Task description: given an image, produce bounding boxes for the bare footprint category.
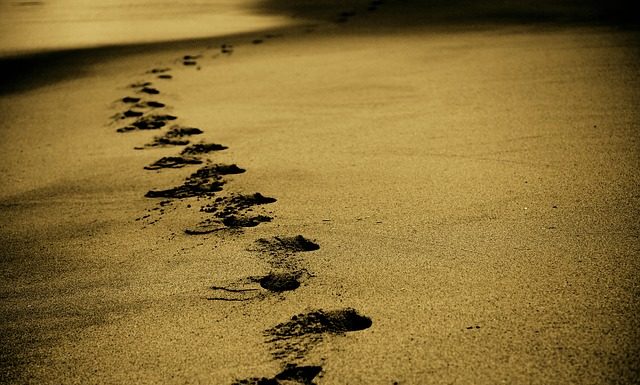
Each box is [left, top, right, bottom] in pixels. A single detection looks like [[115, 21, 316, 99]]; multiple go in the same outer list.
[[140, 101, 165, 108], [185, 214, 272, 234], [181, 142, 228, 155], [233, 364, 322, 385], [207, 270, 311, 301], [119, 98, 164, 108], [122, 109, 144, 118], [201, 193, 276, 216], [250, 235, 320, 271], [121, 96, 141, 103], [147, 68, 171, 74], [255, 235, 320, 254], [185, 192, 276, 234], [116, 114, 177, 132], [139, 86, 160, 95], [265, 308, 372, 361], [145, 164, 245, 199], [144, 156, 203, 170], [137, 126, 204, 148], [129, 81, 152, 88]]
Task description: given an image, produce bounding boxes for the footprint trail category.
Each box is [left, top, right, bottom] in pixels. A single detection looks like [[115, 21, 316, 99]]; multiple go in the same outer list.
[[106, 4, 388, 381]]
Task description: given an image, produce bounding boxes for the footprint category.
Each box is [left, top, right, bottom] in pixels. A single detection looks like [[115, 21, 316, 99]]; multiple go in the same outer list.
[[186, 214, 274, 234], [144, 143, 230, 170], [252, 39, 264, 45], [164, 126, 203, 136], [110, 109, 144, 121], [158, 74, 173, 79], [182, 54, 202, 66], [122, 109, 144, 118], [207, 234, 315, 299], [147, 68, 171, 74], [139, 126, 204, 147], [122, 96, 141, 103], [144, 156, 203, 170], [257, 271, 303, 292], [221, 44, 234, 55], [222, 215, 272, 228], [130, 81, 152, 88], [251, 235, 320, 271], [145, 164, 245, 199], [181, 142, 228, 155], [269, 308, 371, 336], [233, 364, 322, 385], [201, 193, 276, 216], [117, 114, 177, 132], [265, 308, 372, 361], [187, 193, 276, 234], [207, 270, 310, 301], [139, 86, 160, 95], [255, 236, 320, 254], [185, 215, 273, 235], [119, 98, 163, 108], [140, 101, 166, 108]]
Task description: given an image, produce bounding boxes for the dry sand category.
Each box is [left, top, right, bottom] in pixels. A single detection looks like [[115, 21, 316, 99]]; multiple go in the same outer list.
[[1, 1, 639, 384]]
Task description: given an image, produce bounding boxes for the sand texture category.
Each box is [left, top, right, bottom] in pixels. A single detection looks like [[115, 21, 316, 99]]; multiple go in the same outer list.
[[1, 1, 639, 384]]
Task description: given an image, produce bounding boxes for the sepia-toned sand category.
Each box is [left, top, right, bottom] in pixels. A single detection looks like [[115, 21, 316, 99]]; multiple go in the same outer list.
[[1, 1, 639, 384]]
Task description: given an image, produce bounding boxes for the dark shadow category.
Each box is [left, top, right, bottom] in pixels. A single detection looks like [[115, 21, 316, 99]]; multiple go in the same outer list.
[[0, 29, 279, 96], [1, 1, 637, 96], [0, 50, 90, 95], [253, 0, 639, 28]]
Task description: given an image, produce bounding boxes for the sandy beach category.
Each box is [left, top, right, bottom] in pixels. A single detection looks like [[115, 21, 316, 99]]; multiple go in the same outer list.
[[1, 1, 639, 384]]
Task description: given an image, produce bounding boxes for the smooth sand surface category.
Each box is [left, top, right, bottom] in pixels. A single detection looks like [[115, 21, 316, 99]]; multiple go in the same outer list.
[[1, 2, 639, 384]]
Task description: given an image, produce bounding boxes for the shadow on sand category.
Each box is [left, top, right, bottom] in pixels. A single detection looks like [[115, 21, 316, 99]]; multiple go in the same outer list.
[[1, 0, 637, 96], [253, 0, 638, 27]]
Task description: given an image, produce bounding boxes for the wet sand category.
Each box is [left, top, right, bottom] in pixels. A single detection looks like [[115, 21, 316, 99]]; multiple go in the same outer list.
[[1, 1, 639, 384]]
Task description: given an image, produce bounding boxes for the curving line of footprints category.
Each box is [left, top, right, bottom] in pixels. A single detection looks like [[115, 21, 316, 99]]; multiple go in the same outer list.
[[109, 2, 386, 383]]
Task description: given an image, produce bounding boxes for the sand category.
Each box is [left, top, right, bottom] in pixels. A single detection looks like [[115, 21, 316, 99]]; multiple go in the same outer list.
[[1, 1, 639, 384]]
